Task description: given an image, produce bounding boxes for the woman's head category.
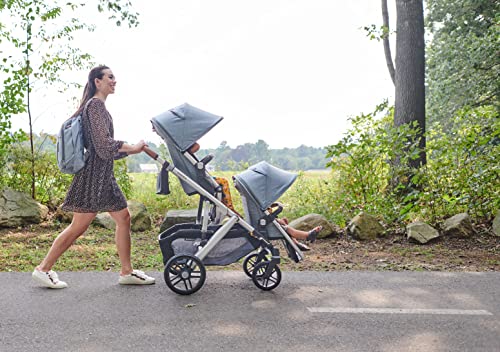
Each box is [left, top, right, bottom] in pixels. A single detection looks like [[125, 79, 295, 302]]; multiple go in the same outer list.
[[74, 65, 115, 116]]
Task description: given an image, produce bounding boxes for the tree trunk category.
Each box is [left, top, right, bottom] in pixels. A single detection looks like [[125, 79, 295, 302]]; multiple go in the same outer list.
[[395, 0, 426, 167], [382, 0, 395, 85]]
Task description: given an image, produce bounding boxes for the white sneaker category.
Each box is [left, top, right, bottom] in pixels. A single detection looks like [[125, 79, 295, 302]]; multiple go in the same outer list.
[[119, 270, 155, 285], [32, 269, 68, 289]]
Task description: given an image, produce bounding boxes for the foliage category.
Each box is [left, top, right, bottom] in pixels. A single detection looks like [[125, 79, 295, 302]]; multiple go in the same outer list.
[[2, 138, 72, 207], [1, 134, 133, 208], [425, 0, 499, 126], [322, 102, 499, 228], [421, 105, 500, 221], [0, 0, 139, 198]]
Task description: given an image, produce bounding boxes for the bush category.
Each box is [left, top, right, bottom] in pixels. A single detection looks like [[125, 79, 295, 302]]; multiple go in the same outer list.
[[322, 102, 499, 228], [2, 138, 133, 208]]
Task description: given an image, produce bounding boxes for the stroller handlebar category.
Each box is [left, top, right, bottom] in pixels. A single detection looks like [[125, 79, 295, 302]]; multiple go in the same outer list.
[[143, 146, 159, 160]]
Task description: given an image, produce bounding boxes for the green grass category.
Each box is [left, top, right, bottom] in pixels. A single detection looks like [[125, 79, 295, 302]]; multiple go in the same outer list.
[[0, 225, 163, 272]]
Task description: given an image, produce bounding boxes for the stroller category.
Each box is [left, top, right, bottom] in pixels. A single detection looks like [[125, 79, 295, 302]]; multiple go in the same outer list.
[[147, 103, 305, 295]]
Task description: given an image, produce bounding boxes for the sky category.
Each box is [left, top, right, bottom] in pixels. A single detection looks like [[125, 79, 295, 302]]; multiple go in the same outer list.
[[8, 0, 396, 149]]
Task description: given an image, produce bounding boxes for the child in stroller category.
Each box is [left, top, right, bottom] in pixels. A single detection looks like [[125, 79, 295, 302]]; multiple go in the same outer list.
[[189, 142, 323, 251], [146, 103, 316, 295]]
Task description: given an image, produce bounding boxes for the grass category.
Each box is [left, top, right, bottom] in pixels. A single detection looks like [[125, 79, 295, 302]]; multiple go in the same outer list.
[[0, 224, 163, 272]]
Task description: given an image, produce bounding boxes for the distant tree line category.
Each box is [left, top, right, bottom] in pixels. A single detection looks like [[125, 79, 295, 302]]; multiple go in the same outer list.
[[127, 139, 328, 172]]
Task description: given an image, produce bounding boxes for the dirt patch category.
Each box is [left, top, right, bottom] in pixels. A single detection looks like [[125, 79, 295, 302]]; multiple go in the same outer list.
[[271, 230, 500, 272]]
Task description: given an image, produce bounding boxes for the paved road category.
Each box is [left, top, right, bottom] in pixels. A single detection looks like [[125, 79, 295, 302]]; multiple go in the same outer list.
[[1, 271, 499, 352]]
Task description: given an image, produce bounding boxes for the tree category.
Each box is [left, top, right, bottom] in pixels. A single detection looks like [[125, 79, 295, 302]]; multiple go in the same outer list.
[[394, 0, 426, 167], [0, 0, 139, 198], [366, 1, 426, 167], [425, 0, 499, 126]]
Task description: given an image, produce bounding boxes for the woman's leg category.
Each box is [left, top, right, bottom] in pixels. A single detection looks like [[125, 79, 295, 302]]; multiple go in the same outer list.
[[37, 212, 97, 272], [109, 208, 133, 275]]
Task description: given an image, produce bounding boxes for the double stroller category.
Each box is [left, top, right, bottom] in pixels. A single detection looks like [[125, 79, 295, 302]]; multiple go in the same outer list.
[[148, 103, 305, 295]]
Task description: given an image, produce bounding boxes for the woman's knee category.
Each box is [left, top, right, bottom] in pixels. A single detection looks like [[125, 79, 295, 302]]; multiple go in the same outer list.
[[111, 208, 131, 226]]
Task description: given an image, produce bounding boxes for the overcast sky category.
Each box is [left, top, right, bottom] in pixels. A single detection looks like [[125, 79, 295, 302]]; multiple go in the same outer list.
[[9, 0, 396, 149]]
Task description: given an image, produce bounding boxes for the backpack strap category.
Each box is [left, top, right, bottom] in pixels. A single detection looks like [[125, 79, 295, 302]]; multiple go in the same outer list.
[[81, 97, 98, 148]]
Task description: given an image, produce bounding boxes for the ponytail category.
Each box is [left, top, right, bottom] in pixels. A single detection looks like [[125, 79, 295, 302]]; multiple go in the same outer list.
[[72, 65, 109, 117]]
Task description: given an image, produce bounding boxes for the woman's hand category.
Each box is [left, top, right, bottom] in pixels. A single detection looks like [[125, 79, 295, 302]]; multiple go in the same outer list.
[[119, 140, 148, 155], [132, 140, 147, 154]]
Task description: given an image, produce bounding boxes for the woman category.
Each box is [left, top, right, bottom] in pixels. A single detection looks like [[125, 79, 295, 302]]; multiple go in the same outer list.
[[32, 65, 155, 288]]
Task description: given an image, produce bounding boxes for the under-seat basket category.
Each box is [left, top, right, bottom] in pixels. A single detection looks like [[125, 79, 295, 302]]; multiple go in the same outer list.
[[158, 223, 260, 266]]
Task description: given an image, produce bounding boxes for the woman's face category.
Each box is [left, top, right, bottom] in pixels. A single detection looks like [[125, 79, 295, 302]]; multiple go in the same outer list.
[[95, 69, 116, 95]]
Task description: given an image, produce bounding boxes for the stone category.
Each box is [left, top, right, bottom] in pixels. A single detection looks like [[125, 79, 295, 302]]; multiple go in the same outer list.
[[492, 210, 500, 237], [160, 209, 198, 233], [288, 213, 338, 239], [92, 200, 152, 232], [406, 221, 440, 244], [54, 206, 73, 224], [128, 200, 152, 232], [347, 212, 385, 241], [443, 213, 474, 237], [0, 188, 49, 228]]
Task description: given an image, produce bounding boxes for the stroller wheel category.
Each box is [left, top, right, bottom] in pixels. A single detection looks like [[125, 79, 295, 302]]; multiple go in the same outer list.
[[243, 253, 259, 278], [164, 255, 206, 295], [251, 261, 282, 291]]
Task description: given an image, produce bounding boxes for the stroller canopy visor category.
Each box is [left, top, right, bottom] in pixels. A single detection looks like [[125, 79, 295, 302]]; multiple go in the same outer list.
[[151, 103, 223, 152], [234, 161, 297, 211]]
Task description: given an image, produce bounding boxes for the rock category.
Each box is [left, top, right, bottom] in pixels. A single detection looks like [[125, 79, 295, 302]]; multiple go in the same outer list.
[[443, 213, 474, 237], [347, 212, 385, 241], [128, 200, 152, 232], [407, 221, 440, 244], [93, 200, 152, 232], [288, 213, 338, 239], [54, 206, 73, 224], [160, 209, 198, 233], [492, 210, 500, 237], [0, 188, 49, 228]]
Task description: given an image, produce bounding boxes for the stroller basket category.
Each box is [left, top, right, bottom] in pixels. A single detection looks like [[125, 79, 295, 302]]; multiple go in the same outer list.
[[159, 223, 260, 266]]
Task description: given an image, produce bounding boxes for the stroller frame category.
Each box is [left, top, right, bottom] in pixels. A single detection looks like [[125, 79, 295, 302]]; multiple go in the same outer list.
[[145, 148, 303, 295]]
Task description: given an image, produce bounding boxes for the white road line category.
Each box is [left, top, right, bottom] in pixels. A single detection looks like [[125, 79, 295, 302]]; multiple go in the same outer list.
[[307, 307, 493, 315]]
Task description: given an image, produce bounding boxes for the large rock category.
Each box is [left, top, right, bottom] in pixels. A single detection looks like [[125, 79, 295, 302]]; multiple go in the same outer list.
[[407, 221, 440, 244], [288, 213, 338, 239], [93, 200, 152, 232], [0, 188, 49, 228], [492, 210, 500, 237], [347, 212, 385, 241], [443, 213, 474, 237], [160, 209, 198, 233]]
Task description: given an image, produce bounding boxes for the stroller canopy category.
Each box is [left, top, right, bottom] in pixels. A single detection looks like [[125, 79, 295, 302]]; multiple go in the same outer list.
[[234, 161, 297, 211], [151, 103, 223, 152]]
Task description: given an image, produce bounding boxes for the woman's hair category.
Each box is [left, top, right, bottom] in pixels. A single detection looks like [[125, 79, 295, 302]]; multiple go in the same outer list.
[[72, 65, 110, 117]]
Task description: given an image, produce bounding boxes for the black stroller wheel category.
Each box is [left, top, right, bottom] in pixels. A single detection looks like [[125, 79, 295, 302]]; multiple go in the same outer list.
[[251, 261, 282, 291], [164, 255, 206, 295], [243, 253, 259, 278]]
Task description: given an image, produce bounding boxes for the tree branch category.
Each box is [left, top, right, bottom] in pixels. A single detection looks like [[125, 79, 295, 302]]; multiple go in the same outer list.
[[382, 0, 395, 85]]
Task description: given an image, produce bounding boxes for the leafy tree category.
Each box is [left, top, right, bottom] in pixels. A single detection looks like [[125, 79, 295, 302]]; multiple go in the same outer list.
[[0, 0, 139, 198], [425, 0, 499, 125]]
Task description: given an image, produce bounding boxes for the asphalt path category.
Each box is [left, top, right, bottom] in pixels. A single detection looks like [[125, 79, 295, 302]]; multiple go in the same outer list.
[[1, 271, 499, 352]]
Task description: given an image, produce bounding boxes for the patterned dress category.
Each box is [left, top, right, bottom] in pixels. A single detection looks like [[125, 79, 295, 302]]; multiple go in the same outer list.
[[62, 98, 128, 213]]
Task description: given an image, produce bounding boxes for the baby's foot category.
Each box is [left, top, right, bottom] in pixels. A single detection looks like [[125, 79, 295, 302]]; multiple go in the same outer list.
[[307, 226, 323, 243]]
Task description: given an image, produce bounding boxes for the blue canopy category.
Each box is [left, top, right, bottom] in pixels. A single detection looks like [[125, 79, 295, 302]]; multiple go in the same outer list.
[[234, 161, 297, 211], [151, 103, 223, 152]]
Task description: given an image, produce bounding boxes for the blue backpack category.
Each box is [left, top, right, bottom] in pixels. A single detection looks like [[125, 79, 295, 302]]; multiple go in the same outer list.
[[56, 99, 93, 174]]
